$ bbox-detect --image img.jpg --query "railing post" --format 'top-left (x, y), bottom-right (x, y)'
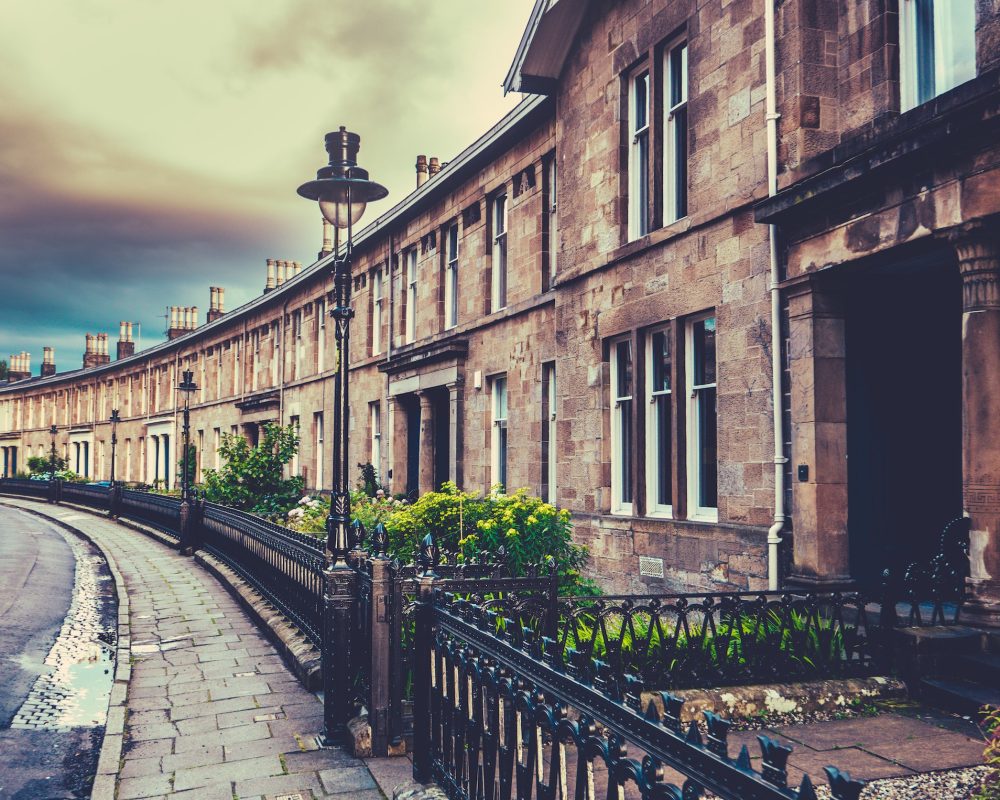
top-left (323, 566), bottom-right (357, 746)
top-left (369, 545), bottom-right (392, 756)
top-left (108, 484), bottom-right (121, 519)
top-left (412, 532), bottom-right (439, 783)
top-left (50, 478), bottom-right (62, 505)
top-left (545, 556), bottom-right (559, 640)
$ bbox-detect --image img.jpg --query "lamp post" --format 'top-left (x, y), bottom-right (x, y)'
top-left (177, 370), bottom-right (197, 553)
top-left (298, 126), bottom-right (387, 745)
top-left (49, 424), bottom-right (58, 480)
top-left (109, 409), bottom-right (121, 486)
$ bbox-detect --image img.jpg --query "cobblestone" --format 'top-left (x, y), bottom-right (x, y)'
top-left (9, 520), bottom-right (116, 731)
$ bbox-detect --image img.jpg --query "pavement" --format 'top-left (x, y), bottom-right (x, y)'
top-left (0, 505), bottom-right (116, 800)
top-left (0, 498), bottom-right (388, 800)
top-left (0, 497), bottom-right (990, 800)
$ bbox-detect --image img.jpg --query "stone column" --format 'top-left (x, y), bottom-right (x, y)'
top-left (446, 382), bottom-right (464, 487)
top-left (786, 279), bottom-right (851, 586)
top-left (388, 395), bottom-right (408, 496)
top-left (416, 390), bottom-right (435, 496)
top-left (950, 224), bottom-right (1000, 625)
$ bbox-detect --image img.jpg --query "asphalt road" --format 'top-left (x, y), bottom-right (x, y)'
top-left (0, 506), bottom-right (106, 800)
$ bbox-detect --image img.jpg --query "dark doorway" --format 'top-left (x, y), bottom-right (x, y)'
top-left (432, 390), bottom-right (451, 490)
top-left (844, 254), bottom-right (962, 589)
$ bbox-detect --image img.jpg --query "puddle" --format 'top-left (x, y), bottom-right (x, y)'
top-left (10, 530), bottom-right (117, 731)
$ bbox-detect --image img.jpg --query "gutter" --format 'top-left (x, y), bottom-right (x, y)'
top-left (765, 0), bottom-right (785, 591)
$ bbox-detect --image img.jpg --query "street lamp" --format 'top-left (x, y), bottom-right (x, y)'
top-left (298, 127), bottom-right (387, 745)
top-left (177, 370), bottom-right (198, 552)
top-left (109, 409), bottom-right (121, 487)
top-left (49, 424), bottom-right (58, 480)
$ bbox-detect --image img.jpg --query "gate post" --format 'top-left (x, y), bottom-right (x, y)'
top-left (412, 532), bottom-right (439, 783)
top-left (369, 528), bottom-right (392, 756)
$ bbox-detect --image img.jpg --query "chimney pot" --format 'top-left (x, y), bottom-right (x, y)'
top-left (428, 156), bottom-right (441, 176)
top-left (416, 154), bottom-right (428, 188)
top-left (191, 306), bottom-right (199, 328)
top-left (266, 258), bottom-right (276, 290)
top-left (293, 261), bottom-right (302, 276)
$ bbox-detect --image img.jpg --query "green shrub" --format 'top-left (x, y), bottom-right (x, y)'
top-left (283, 482), bottom-right (595, 593)
top-left (27, 455), bottom-right (67, 475)
top-left (978, 705), bottom-right (1000, 800)
top-left (202, 423), bottom-right (303, 517)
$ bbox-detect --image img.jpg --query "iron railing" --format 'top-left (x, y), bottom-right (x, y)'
top-left (199, 502), bottom-right (326, 647)
top-left (0, 477), bottom-right (51, 499)
top-left (61, 482), bottom-right (111, 510)
top-left (412, 589), bottom-right (867, 800)
top-left (118, 488), bottom-right (182, 539)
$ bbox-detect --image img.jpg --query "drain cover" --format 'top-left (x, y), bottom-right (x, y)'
top-left (267, 792), bottom-right (313, 800)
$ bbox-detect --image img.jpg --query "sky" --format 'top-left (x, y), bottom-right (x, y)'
top-left (0, 0), bottom-right (536, 372)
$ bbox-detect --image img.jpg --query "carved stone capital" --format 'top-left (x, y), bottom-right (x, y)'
top-left (943, 223), bottom-right (1000, 311)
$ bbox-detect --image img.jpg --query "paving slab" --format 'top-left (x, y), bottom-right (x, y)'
top-left (0, 499), bottom-right (384, 800)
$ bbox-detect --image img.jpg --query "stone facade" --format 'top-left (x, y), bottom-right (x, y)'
top-left (2, 0), bottom-right (999, 609)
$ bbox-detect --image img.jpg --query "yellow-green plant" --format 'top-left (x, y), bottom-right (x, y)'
top-left (978, 705), bottom-right (1000, 800)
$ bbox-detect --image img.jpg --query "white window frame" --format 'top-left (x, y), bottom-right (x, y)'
top-left (289, 416), bottom-right (300, 476)
top-left (314, 412), bottom-right (324, 489)
top-left (491, 192), bottom-right (508, 312)
top-left (609, 336), bottom-right (634, 515)
top-left (547, 157), bottom-right (558, 283)
top-left (542, 362), bottom-right (557, 504)
top-left (491, 376), bottom-right (508, 492)
top-left (406, 249), bottom-right (418, 344)
top-left (370, 402), bottom-right (381, 478)
top-left (372, 269), bottom-right (383, 355)
top-left (899, 0), bottom-right (977, 112)
top-left (317, 297), bottom-right (326, 372)
top-left (645, 325), bottom-right (673, 518)
top-left (628, 67), bottom-right (650, 241)
top-left (445, 223), bottom-right (459, 330)
top-left (686, 313), bottom-right (718, 522)
top-left (213, 427), bottom-right (221, 469)
top-left (664, 40), bottom-right (688, 224)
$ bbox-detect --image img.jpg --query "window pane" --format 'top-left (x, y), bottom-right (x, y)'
top-left (652, 330), bottom-right (671, 392)
top-left (616, 340), bottom-right (633, 398)
top-left (935, 0), bottom-right (976, 93)
top-left (656, 395), bottom-right (672, 506)
top-left (915, 0), bottom-right (936, 103)
top-left (637, 132), bottom-right (649, 235)
top-left (673, 105), bottom-right (688, 218)
top-left (635, 72), bottom-right (649, 129)
top-left (670, 44), bottom-right (687, 106)
top-left (499, 426), bottom-right (508, 491)
top-left (694, 317), bottom-right (716, 385)
top-left (620, 398), bottom-right (633, 503)
top-left (698, 386), bottom-right (718, 508)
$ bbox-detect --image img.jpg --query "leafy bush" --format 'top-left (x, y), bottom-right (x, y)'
top-left (202, 423), bottom-right (303, 517)
top-left (978, 705), bottom-right (1000, 800)
top-left (282, 481), bottom-right (594, 593)
top-left (27, 455), bottom-right (67, 475)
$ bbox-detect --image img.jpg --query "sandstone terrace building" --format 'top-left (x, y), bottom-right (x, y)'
top-left (2, 0), bottom-right (999, 622)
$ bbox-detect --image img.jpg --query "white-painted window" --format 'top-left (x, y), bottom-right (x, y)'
top-left (314, 411), bottom-right (324, 489)
top-left (491, 193), bottom-right (508, 312)
top-left (445, 223), bottom-right (459, 330)
top-left (664, 41), bottom-right (688, 223)
top-left (900, 0), bottom-right (976, 111)
top-left (547, 158), bottom-right (558, 284)
top-left (370, 402), bottom-right (381, 479)
top-left (687, 314), bottom-right (718, 521)
top-left (406, 249), bottom-right (418, 344)
top-left (491, 376), bottom-right (508, 492)
top-left (317, 297), bottom-right (326, 372)
top-left (646, 326), bottom-right (673, 517)
top-left (628, 68), bottom-right (650, 240)
top-left (542, 362), bottom-right (557, 504)
top-left (197, 429), bottom-right (204, 482)
top-left (610, 337), bottom-right (634, 514)
top-left (213, 427), bottom-right (221, 470)
top-left (289, 416), bottom-right (299, 477)
top-left (372, 268), bottom-right (384, 355)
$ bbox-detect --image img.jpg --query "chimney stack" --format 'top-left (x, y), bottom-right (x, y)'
top-left (320, 217), bottom-right (333, 259)
top-left (117, 320), bottom-right (135, 360)
top-left (83, 333), bottom-right (109, 368)
top-left (167, 306), bottom-right (196, 340)
top-left (207, 286), bottom-right (225, 323)
top-left (265, 258), bottom-right (276, 292)
top-left (416, 155), bottom-right (428, 188)
top-left (8, 352), bottom-right (30, 381)
top-left (42, 346), bottom-right (55, 377)
top-left (428, 157), bottom-right (441, 177)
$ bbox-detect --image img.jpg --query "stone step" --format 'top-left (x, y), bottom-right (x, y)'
top-left (919, 676), bottom-right (1000, 717)
top-left (954, 652), bottom-right (1000, 685)
top-left (892, 625), bottom-right (983, 655)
